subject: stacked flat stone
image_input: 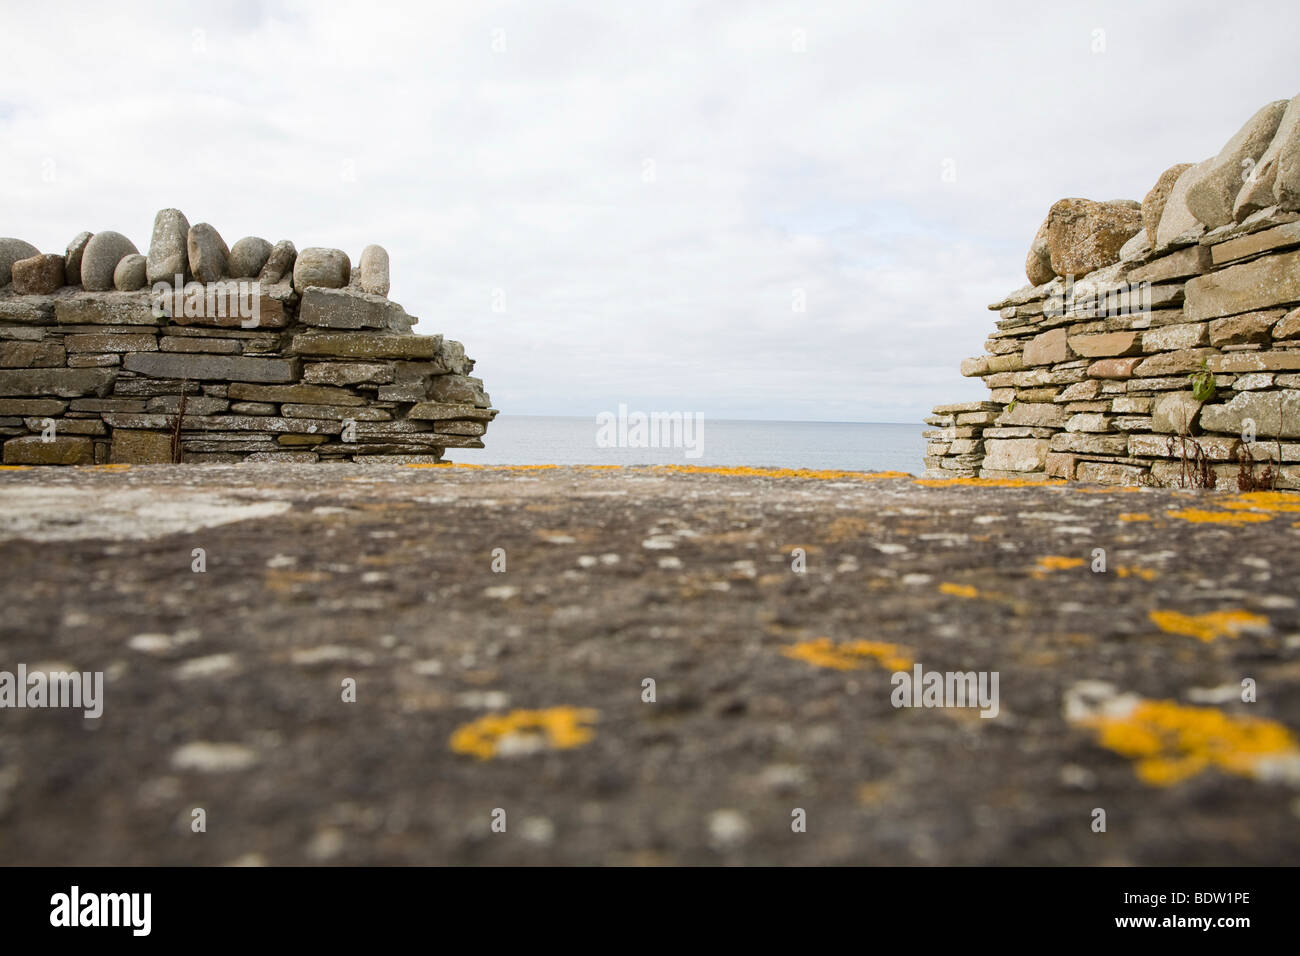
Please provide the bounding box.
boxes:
[925,92,1300,488]
[0,209,495,465]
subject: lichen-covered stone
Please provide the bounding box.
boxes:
[0,238,42,287]
[11,254,65,295]
[146,209,191,284]
[1045,198,1142,278]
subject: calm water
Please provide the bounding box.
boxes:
[450,415,927,473]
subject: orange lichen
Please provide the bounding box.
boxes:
[914,477,1065,488]
[780,638,913,672]
[1149,609,1269,643]
[1115,565,1158,581]
[1118,513,1151,522]
[938,582,981,598]
[1165,508,1273,525]
[1036,556,1086,571]
[406,463,560,471]
[1078,699,1298,787]
[1222,491,1300,514]
[657,465,910,481]
[449,707,598,760]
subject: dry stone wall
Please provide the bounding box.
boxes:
[0,209,495,465]
[927,93,1300,489]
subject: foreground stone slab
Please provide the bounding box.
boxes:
[2,465,1295,864]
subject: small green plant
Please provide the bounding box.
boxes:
[1189,359,1217,402]
[1006,399,1018,413]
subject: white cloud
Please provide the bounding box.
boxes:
[2,0,1298,421]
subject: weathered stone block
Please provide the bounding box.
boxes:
[0,368,115,397]
[302,362,395,386]
[109,429,174,463]
[1067,331,1139,358]
[290,332,441,360]
[1151,391,1204,433]
[227,383,364,406]
[1184,248,1300,320]
[1208,309,1281,346]
[0,341,65,368]
[281,404,390,421]
[65,333,158,354]
[1127,244,1212,283]
[298,287,413,331]
[4,434,94,464]
[1207,351,1300,373]
[995,402,1067,428]
[123,352,300,383]
[1140,323,1209,352]
[1088,357,1143,379]
[1199,390,1300,437]
[1075,460,1148,485]
[1133,348,1216,376]
[981,437,1049,472]
[1023,328,1069,366]
[406,402,497,422]
[55,292,160,326]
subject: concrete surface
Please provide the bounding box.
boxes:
[1,462,1298,864]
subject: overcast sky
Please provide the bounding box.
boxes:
[3,1,1299,422]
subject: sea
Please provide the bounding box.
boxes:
[448,415,927,474]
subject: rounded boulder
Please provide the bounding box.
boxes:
[228,236,273,279]
[80,231,140,291]
[187,223,229,283]
[292,247,350,291]
[0,238,41,287]
[113,254,148,291]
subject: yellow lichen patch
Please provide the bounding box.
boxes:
[0,465,31,471]
[780,638,913,672]
[914,476,1065,488]
[85,463,129,471]
[405,463,559,471]
[449,707,598,760]
[1165,507,1273,525]
[656,464,910,481]
[1149,609,1269,643]
[1115,565,1158,581]
[1118,512,1151,522]
[1037,555,1085,571]
[1222,491,1300,513]
[938,582,980,598]
[1078,699,1299,787]
[1029,555,1086,580]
